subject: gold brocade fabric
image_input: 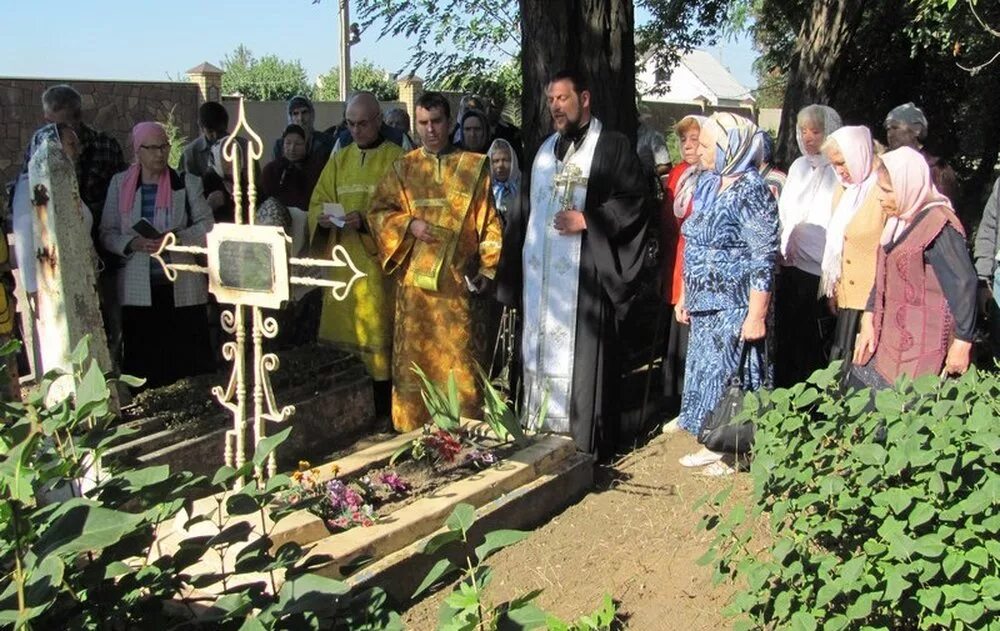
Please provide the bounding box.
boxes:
[307,141,405,381]
[369,148,503,431]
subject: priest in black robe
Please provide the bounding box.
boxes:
[495,69,649,458]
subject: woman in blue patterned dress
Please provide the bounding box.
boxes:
[675,113,780,472]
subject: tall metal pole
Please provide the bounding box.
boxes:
[339,0,351,100]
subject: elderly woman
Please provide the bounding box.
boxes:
[884,102,958,203]
[660,115,705,428]
[818,126,885,365]
[852,146,976,386]
[457,109,491,154]
[487,138,520,227]
[259,124,325,212]
[100,122,213,388]
[676,113,779,472]
[775,104,842,387]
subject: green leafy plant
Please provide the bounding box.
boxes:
[391,363,528,467]
[700,362,1000,630]
[0,336,401,629]
[413,503,620,630]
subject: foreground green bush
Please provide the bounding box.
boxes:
[701,363,1000,630]
[0,338,400,629]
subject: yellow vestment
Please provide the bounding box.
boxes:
[308,140,405,381]
[368,148,503,431]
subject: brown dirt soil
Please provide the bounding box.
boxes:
[402,430,754,630]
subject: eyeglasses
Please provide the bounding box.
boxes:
[140,144,171,153]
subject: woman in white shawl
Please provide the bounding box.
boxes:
[774,104,842,387]
[818,126,885,366]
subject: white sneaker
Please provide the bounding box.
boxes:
[661,417,682,434]
[698,460,736,477]
[679,447,724,468]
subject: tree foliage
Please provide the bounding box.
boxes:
[221,44,313,101]
[354,0,520,84]
[741,0,1000,216]
[315,59,400,102]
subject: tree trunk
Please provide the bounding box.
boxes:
[519,0,637,164]
[775,0,865,165]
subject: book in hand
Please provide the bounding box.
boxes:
[132,218,163,239]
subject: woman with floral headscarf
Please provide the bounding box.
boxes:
[675,112,780,473]
[818,126,885,365]
[775,104,843,387]
[99,122,214,388]
[851,146,976,387]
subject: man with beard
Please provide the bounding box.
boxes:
[496,69,648,458]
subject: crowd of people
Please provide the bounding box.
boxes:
[7,78,997,477]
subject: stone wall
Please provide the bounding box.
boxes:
[0,77,201,207]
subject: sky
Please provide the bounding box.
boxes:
[0,0,758,88]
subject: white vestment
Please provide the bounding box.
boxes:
[521,118,603,433]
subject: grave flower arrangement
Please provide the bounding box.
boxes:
[284,461,411,533]
[390,364,531,469]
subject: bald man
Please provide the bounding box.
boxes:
[308,92,407,416]
[332,91,414,152]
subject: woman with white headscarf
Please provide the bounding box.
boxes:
[851,146,976,387]
[487,138,520,227]
[819,126,884,365]
[775,104,842,387]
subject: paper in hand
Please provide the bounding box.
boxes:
[323,202,347,228]
[464,275,478,293]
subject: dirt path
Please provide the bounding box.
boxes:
[403,430,753,630]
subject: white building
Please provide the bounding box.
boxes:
[638,49,755,109]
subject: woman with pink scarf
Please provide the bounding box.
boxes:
[99,122,214,388]
[851,146,977,387]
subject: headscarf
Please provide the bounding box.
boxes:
[879,146,952,245]
[885,102,928,140]
[487,138,520,201]
[457,109,491,152]
[118,122,172,227]
[287,95,314,117]
[673,115,707,218]
[778,105,842,260]
[692,112,760,213]
[819,126,877,297]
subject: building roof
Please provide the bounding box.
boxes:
[641,48,754,103]
[186,62,225,75]
[679,50,753,102]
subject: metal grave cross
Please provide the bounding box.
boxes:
[151,99,366,486]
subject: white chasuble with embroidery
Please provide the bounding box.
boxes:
[521,118,603,433]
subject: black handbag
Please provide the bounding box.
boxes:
[698,341,767,455]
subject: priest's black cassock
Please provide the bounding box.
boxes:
[496,119,648,457]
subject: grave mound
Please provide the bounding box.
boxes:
[107,343,375,477]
